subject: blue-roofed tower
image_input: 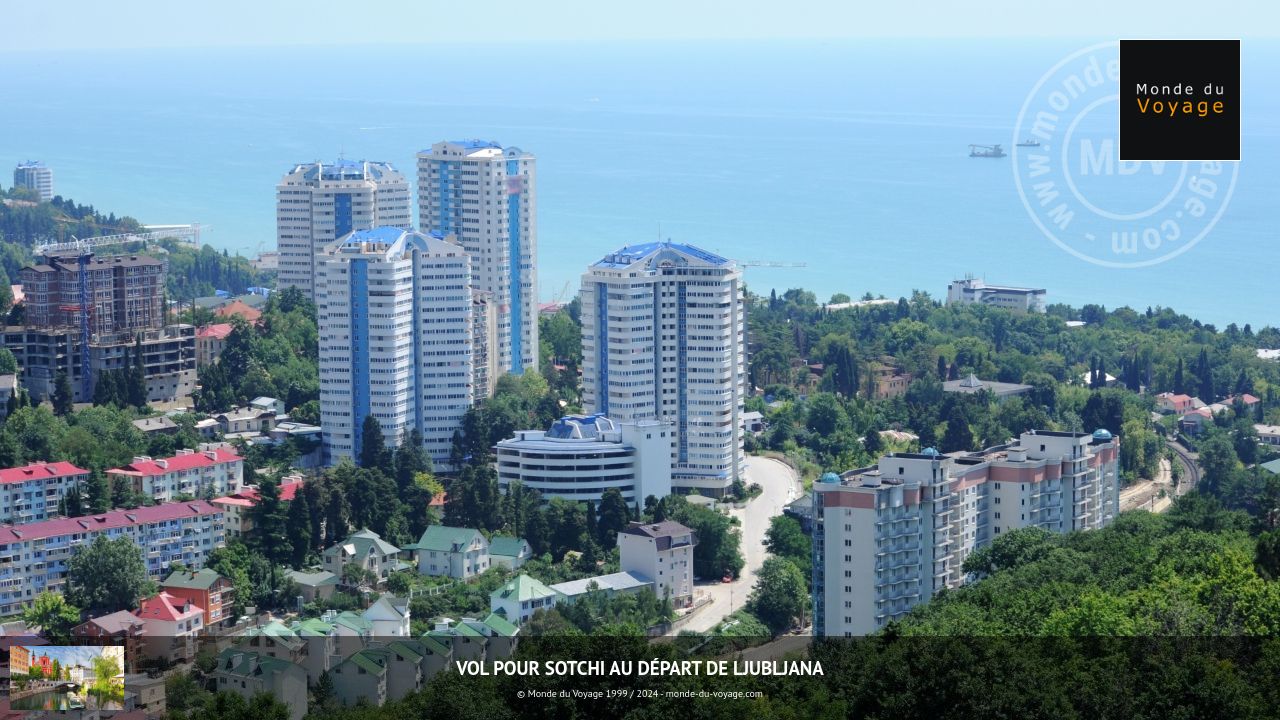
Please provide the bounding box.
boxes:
[416,141,538,378]
[315,227,473,469]
[276,160,411,300]
[580,241,747,497]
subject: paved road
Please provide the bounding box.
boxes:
[681,456,802,633]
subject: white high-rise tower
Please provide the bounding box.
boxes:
[276,160,411,300]
[580,241,747,496]
[416,140,538,376]
[316,227,473,469]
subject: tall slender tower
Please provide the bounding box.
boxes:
[416,140,538,376]
[316,227,473,469]
[276,160,411,300]
[580,241,747,497]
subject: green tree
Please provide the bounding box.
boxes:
[359,415,390,473]
[393,428,432,493]
[22,590,81,643]
[749,557,808,635]
[0,347,17,374]
[66,535,154,616]
[52,371,74,416]
[764,515,812,583]
[249,476,291,565]
[597,487,630,550]
[1256,530,1280,581]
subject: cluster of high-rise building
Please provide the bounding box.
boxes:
[296,143,747,494]
[811,429,1120,636]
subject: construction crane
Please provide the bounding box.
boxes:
[34,224,204,398]
[35,223,206,257]
[736,260,808,268]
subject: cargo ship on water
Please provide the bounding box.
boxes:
[969,144,1006,158]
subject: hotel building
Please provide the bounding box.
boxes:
[316,227,473,468]
[946,276,1047,313]
[812,429,1119,636]
[0,501,226,614]
[416,140,538,376]
[13,161,53,201]
[495,414,674,506]
[276,160,411,300]
[580,241,747,496]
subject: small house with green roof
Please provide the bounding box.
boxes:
[285,568,339,603]
[407,525,490,579]
[331,647,389,708]
[489,574,557,625]
[213,649,308,720]
[322,528,402,584]
[415,633,454,675]
[488,535,532,570]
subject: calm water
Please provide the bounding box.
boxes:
[1,40,1276,326]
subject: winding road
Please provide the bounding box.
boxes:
[681,456,802,633]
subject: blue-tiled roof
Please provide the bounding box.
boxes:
[450,139,502,150]
[295,159,398,182]
[345,226,406,244]
[592,240,730,269]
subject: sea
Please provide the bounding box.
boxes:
[1,39,1276,327]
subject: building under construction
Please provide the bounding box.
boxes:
[7,250,195,404]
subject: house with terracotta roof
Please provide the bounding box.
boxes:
[162,568,234,628]
[107,446,242,502]
[213,300,262,323]
[1224,393,1262,408]
[195,323,234,367]
[0,501,225,615]
[0,461,88,524]
[211,475,304,538]
[1156,392,1199,415]
[135,591,204,663]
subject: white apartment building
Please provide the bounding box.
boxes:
[0,501,226,615]
[107,447,243,503]
[812,429,1120,636]
[416,140,538,376]
[317,227,474,468]
[946,276,1047,313]
[580,241,747,496]
[13,161,53,201]
[495,414,673,506]
[0,461,89,524]
[276,160,411,300]
[618,520,697,608]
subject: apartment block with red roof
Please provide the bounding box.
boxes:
[107,447,243,503]
[0,461,88,524]
[0,501,225,615]
[211,475,304,539]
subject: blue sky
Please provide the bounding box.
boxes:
[15,645,112,670]
[3,0,1275,51]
